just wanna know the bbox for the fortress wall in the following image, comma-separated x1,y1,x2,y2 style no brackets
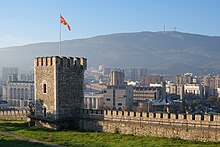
78,109,220,142
1,108,220,142
0,110,29,121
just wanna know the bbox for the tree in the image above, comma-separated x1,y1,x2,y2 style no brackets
136,106,143,112
208,96,218,105
103,106,110,110
123,106,131,111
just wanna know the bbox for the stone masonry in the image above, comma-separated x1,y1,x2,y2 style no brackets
77,109,220,142
34,56,87,120
0,110,29,121
31,56,220,141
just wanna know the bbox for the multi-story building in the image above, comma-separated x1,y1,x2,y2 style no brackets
215,75,220,89
169,84,184,100
0,100,9,110
203,75,219,97
109,70,125,86
175,73,193,85
168,82,176,94
139,68,147,78
209,76,216,95
104,68,133,110
184,84,204,98
130,68,147,82
103,68,112,76
217,88,220,99
131,68,138,81
133,86,162,102
19,73,34,81
142,75,163,86
1,67,18,82
176,85,185,100
2,81,34,108
0,81,3,98
7,74,18,82
103,85,133,110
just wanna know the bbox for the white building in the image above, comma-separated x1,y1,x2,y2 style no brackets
184,84,204,98
217,88,220,98
103,86,133,110
127,81,139,86
133,86,162,102
84,93,103,109
149,83,162,87
2,81,34,108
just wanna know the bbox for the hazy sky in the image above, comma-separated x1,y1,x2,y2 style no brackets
0,0,219,48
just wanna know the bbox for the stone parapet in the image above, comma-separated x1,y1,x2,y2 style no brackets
78,109,220,128
0,110,29,121
34,56,87,70
78,109,220,142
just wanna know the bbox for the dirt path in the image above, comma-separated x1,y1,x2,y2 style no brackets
0,131,65,147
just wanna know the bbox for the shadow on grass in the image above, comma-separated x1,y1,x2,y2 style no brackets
0,121,56,132
0,139,46,147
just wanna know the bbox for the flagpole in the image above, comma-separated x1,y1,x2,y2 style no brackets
59,15,71,56
59,14,61,56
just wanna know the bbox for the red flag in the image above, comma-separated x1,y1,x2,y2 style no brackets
60,15,71,31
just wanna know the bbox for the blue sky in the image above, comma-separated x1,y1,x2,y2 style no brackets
0,0,219,48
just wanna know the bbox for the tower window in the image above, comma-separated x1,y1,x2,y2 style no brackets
43,107,47,118
43,84,47,93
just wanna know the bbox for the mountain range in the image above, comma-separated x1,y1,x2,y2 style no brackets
1,31,220,74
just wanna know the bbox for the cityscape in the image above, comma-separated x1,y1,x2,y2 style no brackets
1,0,220,146
1,64,220,116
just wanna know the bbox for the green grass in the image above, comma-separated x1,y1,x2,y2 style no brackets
0,134,46,147
0,120,220,146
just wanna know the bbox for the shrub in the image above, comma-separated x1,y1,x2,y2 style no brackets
114,127,120,134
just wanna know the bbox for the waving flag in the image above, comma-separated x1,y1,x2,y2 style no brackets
60,15,71,31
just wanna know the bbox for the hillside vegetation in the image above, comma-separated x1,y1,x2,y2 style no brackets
1,31,220,74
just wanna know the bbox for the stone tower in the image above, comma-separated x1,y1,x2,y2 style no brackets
34,56,87,120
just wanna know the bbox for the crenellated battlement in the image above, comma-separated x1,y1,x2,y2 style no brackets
27,107,220,141
0,110,29,121
102,110,219,122
34,56,87,70
78,109,220,126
